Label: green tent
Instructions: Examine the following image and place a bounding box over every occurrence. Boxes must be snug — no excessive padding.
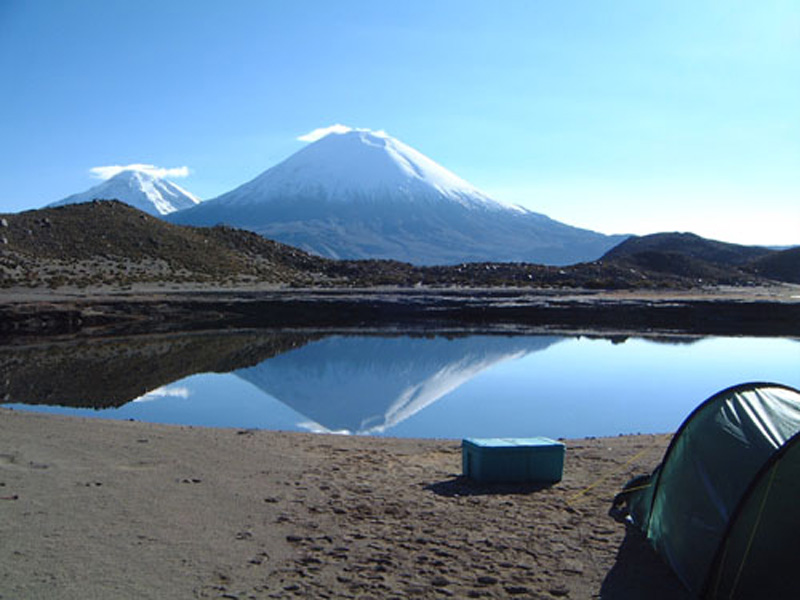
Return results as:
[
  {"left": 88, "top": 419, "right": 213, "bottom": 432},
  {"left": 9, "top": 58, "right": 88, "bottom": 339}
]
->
[{"left": 610, "top": 382, "right": 800, "bottom": 599}]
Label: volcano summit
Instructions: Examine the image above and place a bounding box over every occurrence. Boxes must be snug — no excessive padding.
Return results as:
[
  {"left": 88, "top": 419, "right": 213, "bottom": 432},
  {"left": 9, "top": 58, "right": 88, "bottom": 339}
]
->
[
  {"left": 51, "top": 168, "right": 201, "bottom": 216},
  {"left": 170, "top": 128, "right": 625, "bottom": 265}
]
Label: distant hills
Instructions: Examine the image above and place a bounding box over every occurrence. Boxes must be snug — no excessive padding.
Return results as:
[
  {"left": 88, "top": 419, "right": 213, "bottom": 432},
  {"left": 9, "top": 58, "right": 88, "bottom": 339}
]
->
[
  {"left": 0, "top": 201, "right": 796, "bottom": 290},
  {"left": 749, "top": 247, "right": 800, "bottom": 284},
  {"left": 603, "top": 232, "right": 774, "bottom": 266},
  {"left": 603, "top": 232, "right": 799, "bottom": 284},
  {"left": 167, "top": 128, "right": 626, "bottom": 266}
]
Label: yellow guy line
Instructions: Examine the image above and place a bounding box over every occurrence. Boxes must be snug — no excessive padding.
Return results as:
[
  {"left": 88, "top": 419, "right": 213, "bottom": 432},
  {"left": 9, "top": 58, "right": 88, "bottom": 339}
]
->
[
  {"left": 727, "top": 462, "right": 779, "bottom": 598},
  {"left": 566, "top": 445, "right": 654, "bottom": 506}
]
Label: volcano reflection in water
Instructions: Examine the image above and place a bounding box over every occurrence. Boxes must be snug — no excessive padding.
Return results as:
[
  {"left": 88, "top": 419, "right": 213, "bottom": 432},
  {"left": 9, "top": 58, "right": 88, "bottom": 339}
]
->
[{"left": 235, "top": 335, "right": 562, "bottom": 434}]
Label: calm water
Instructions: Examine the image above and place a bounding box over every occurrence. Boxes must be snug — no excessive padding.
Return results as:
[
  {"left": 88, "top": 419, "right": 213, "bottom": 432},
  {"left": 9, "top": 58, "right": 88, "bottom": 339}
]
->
[{"left": 3, "top": 333, "right": 799, "bottom": 439}]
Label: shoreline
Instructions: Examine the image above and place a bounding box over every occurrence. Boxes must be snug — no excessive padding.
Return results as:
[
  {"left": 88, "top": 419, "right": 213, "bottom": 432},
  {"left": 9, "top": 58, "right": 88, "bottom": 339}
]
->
[
  {"left": 0, "top": 408, "right": 690, "bottom": 599},
  {"left": 1, "top": 283, "right": 799, "bottom": 338}
]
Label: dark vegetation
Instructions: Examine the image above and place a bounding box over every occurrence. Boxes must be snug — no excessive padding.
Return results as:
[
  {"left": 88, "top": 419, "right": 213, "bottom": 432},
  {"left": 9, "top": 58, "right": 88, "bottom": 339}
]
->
[{"left": 0, "top": 201, "right": 796, "bottom": 290}]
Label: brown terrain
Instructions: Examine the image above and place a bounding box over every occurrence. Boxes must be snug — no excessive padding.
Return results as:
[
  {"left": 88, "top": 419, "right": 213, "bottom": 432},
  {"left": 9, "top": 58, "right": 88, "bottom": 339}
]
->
[{"left": 1, "top": 200, "right": 797, "bottom": 293}]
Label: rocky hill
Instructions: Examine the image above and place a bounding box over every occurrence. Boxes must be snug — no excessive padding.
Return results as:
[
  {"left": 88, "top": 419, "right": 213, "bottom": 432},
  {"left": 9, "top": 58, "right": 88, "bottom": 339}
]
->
[
  {"left": 0, "top": 201, "right": 792, "bottom": 290},
  {"left": 0, "top": 200, "right": 336, "bottom": 288},
  {"left": 603, "top": 232, "right": 773, "bottom": 265},
  {"left": 748, "top": 247, "right": 800, "bottom": 284},
  {"left": 601, "top": 232, "right": 796, "bottom": 284}
]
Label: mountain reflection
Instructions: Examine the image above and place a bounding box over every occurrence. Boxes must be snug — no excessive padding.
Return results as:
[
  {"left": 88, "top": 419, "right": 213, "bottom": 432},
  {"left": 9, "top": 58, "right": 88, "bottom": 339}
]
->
[
  {"left": 235, "top": 335, "right": 563, "bottom": 434},
  {"left": 4, "top": 332, "right": 796, "bottom": 439},
  {"left": 1, "top": 331, "right": 563, "bottom": 435},
  {"left": 0, "top": 331, "right": 316, "bottom": 408}
]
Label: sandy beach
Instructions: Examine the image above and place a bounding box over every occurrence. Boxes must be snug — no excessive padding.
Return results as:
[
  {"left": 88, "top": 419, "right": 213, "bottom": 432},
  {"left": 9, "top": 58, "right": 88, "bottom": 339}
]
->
[{"left": 0, "top": 408, "right": 690, "bottom": 599}]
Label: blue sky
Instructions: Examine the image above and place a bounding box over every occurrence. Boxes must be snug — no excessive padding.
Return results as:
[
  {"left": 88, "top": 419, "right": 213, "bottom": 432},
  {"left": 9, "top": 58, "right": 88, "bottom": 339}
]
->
[{"left": 1, "top": 1, "right": 798, "bottom": 245}]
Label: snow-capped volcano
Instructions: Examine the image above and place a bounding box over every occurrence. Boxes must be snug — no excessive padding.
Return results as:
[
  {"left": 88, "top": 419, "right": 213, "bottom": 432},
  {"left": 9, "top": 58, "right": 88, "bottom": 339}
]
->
[
  {"left": 50, "top": 169, "right": 200, "bottom": 216},
  {"left": 169, "top": 128, "right": 625, "bottom": 265},
  {"left": 237, "top": 128, "right": 511, "bottom": 211}
]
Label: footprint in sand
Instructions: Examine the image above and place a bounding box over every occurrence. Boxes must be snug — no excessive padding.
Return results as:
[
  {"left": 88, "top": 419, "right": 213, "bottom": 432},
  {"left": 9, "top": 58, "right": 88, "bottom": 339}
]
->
[
  {"left": 0, "top": 453, "right": 49, "bottom": 471},
  {"left": 116, "top": 460, "right": 160, "bottom": 471},
  {"left": 0, "top": 453, "right": 18, "bottom": 466}
]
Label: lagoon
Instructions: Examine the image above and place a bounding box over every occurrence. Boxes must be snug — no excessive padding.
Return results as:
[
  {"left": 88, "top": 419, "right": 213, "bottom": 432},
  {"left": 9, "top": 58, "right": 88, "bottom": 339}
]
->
[{"left": 4, "top": 333, "right": 798, "bottom": 439}]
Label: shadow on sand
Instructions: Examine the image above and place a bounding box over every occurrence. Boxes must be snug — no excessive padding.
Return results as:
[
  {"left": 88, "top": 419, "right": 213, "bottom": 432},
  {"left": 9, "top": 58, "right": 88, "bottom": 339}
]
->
[
  {"left": 600, "top": 528, "right": 691, "bottom": 600},
  {"left": 427, "top": 477, "right": 691, "bottom": 598},
  {"left": 425, "top": 475, "right": 555, "bottom": 497}
]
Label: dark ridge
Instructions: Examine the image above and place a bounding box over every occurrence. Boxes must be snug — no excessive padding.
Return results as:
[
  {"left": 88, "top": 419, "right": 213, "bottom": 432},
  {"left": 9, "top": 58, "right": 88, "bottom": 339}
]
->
[
  {"left": 747, "top": 247, "right": 800, "bottom": 283},
  {"left": 0, "top": 200, "right": 334, "bottom": 287},
  {"left": 602, "top": 232, "right": 774, "bottom": 266},
  {"left": 599, "top": 232, "right": 793, "bottom": 284},
  {"left": 604, "top": 250, "right": 751, "bottom": 282}
]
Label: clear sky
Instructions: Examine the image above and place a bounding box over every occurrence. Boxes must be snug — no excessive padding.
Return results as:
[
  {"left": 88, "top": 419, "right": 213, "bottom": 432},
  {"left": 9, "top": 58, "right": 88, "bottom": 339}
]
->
[{"left": 1, "top": 1, "right": 798, "bottom": 245}]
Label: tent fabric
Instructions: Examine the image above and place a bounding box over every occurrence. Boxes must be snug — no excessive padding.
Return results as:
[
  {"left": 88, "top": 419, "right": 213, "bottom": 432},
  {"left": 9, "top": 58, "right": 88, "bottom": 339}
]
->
[
  {"left": 611, "top": 382, "right": 800, "bottom": 598},
  {"left": 705, "top": 435, "right": 800, "bottom": 599}
]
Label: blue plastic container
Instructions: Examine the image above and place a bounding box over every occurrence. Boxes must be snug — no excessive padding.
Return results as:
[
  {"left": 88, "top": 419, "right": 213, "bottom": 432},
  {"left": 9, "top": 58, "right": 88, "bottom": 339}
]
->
[{"left": 462, "top": 437, "right": 565, "bottom": 483}]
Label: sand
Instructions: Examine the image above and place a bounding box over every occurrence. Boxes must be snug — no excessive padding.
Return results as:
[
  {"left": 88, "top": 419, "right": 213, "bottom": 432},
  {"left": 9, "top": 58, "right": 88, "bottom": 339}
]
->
[{"left": 0, "top": 408, "right": 691, "bottom": 599}]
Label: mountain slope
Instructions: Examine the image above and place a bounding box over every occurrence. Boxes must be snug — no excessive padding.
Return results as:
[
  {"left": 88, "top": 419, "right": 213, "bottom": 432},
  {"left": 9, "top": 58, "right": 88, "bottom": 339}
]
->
[
  {"left": 169, "top": 129, "right": 625, "bottom": 265},
  {"left": 602, "top": 232, "right": 773, "bottom": 266},
  {"left": 50, "top": 169, "right": 200, "bottom": 216},
  {"left": 0, "top": 200, "right": 334, "bottom": 287},
  {"left": 748, "top": 247, "right": 800, "bottom": 283},
  {"left": 601, "top": 232, "right": 781, "bottom": 282}
]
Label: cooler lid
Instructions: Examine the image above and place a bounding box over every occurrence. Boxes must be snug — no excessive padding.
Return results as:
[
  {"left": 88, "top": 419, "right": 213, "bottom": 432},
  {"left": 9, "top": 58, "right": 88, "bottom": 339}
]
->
[{"left": 462, "top": 437, "right": 564, "bottom": 449}]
